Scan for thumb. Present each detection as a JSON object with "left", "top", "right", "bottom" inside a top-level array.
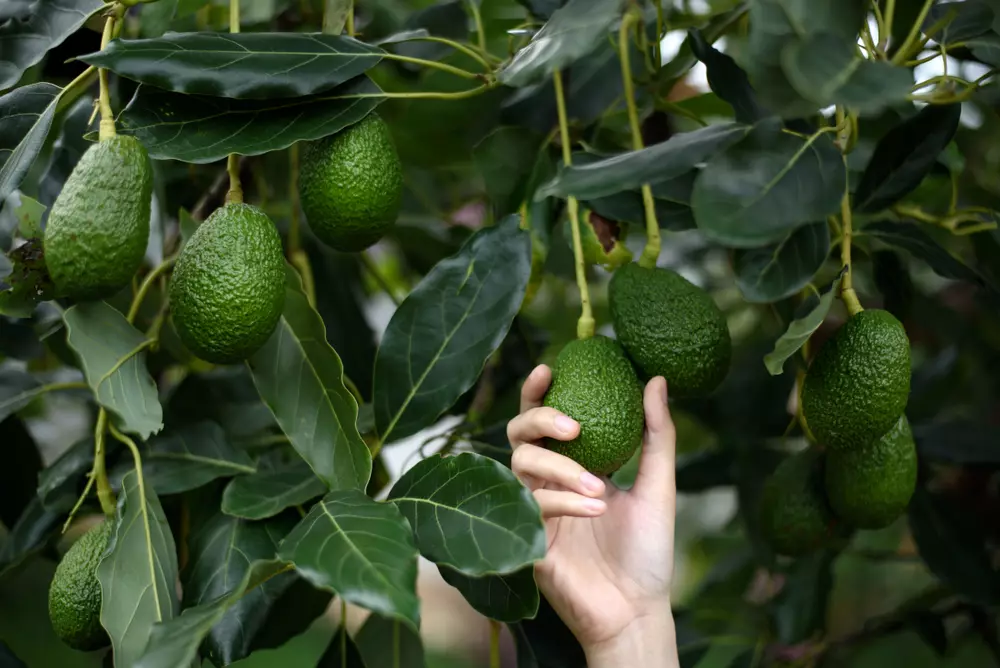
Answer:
[{"left": 632, "top": 376, "right": 676, "bottom": 504}]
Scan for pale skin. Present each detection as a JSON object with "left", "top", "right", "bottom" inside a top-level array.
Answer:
[{"left": 507, "top": 365, "right": 680, "bottom": 667}]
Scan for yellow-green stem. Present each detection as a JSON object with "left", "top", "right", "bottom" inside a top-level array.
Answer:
[
  {"left": 230, "top": 0, "right": 240, "bottom": 33},
  {"left": 128, "top": 256, "right": 176, "bottom": 324},
  {"left": 93, "top": 410, "right": 117, "bottom": 516},
  {"left": 404, "top": 36, "right": 495, "bottom": 71},
  {"left": 489, "top": 620, "right": 501, "bottom": 668},
  {"left": 882, "top": 0, "right": 896, "bottom": 51},
  {"left": 467, "top": 0, "right": 487, "bottom": 53},
  {"left": 347, "top": 3, "right": 354, "bottom": 36},
  {"left": 360, "top": 251, "right": 402, "bottom": 306},
  {"left": 37, "top": 380, "right": 89, "bottom": 394},
  {"left": 379, "top": 52, "right": 484, "bottom": 81},
  {"left": 891, "top": 0, "right": 935, "bottom": 64},
  {"left": 97, "top": 11, "right": 120, "bottom": 141},
  {"left": 339, "top": 83, "right": 497, "bottom": 101},
  {"left": 343, "top": 374, "right": 364, "bottom": 405},
  {"left": 839, "top": 188, "right": 863, "bottom": 316},
  {"left": 553, "top": 69, "right": 594, "bottom": 340},
  {"left": 226, "top": 153, "right": 243, "bottom": 203}
]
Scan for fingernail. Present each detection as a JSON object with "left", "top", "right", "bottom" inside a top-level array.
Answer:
[
  {"left": 555, "top": 415, "right": 577, "bottom": 434},
  {"left": 582, "top": 498, "right": 606, "bottom": 514},
  {"left": 580, "top": 472, "right": 604, "bottom": 493}
]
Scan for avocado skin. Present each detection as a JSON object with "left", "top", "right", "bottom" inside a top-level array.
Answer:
[
  {"left": 609, "top": 263, "right": 731, "bottom": 397},
  {"left": 542, "top": 335, "right": 645, "bottom": 475},
  {"left": 802, "top": 309, "right": 911, "bottom": 450},
  {"left": 299, "top": 113, "right": 403, "bottom": 252},
  {"left": 825, "top": 415, "right": 917, "bottom": 529},
  {"left": 170, "top": 203, "right": 285, "bottom": 364},
  {"left": 760, "top": 449, "right": 839, "bottom": 557},
  {"left": 48, "top": 521, "right": 112, "bottom": 651},
  {"left": 44, "top": 136, "right": 152, "bottom": 301}
]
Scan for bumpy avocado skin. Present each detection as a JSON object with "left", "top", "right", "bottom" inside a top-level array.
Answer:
[
  {"left": 609, "top": 263, "right": 731, "bottom": 397},
  {"left": 542, "top": 336, "right": 645, "bottom": 475},
  {"left": 801, "top": 309, "right": 911, "bottom": 451},
  {"left": 299, "top": 113, "right": 403, "bottom": 252},
  {"left": 48, "top": 521, "right": 112, "bottom": 651},
  {"left": 825, "top": 415, "right": 917, "bottom": 529},
  {"left": 760, "top": 449, "right": 840, "bottom": 557},
  {"left": 170, "top": 203, "right": 285, "bottom": 364},
  {"left": 43, "top": 136, "right": 152, "bottom": 300}
]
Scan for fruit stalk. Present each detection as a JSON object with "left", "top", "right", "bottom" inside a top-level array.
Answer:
[
  {"left": 553, "top": 69, "right": 595, "bottom": 340},
  {"left": 226, "top": 0, "right": 244, "bottom": 203},
  {"left": 838, "top": 153, "right": 863, "bottom": 316},
  {"left": 92, "top": 410, "right": 117, "bottom": 517},
  {"left": 97, "top": 6, "right": 124, "bottom": 141}
]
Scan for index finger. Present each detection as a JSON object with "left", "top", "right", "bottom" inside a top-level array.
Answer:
[{"left": 520, "top": 365, "right": 552, "bottom": 413}]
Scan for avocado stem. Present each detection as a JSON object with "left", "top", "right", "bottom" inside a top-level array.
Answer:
[
  {"left": 92, "top": 410, "right": 117, "bottom": 517},
  {"left": 226, "top": 153, "right": 244, "bottom": 204},
  {"left": 838, "top": 169, "right": 864, "bottom": 317},
  {"left": 96, "top": 9, "right": 122, "bottom": 141}
]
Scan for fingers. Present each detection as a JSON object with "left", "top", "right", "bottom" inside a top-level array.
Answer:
[
  {"left": 519, "top": 365, "right": 552, "bottom": 413},
  {"left": 533, "top": 489, "right": 607, "bottom": 519},
  {"left": 632, "top": 376, "right": 677, "bottom": 502},
  {"left": 512, "top": 444, "right": 606, "bottom": 495},
  {"left": 507, "top": 406, "right": 580, "bottom": 449}
]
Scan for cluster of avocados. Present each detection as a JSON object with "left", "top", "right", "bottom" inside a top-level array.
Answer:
[
  {"left": 543, "top": 262, "right": 732, "bottom": 475},
  {"left": 760, "top": 308, "right": 916, "bottom": 557}
]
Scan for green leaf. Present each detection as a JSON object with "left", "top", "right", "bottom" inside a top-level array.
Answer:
[
  {"left": 97, "top": 469, "right": 180, "bottom": 667},
  {"left": 537, "top": 123, "right": 749, "bottom": 200},
  {"left": 763, "top": 270, "right": 844, "bottom": 375},
  {"left": 0, "top": 238, "right": 55, "bottom": 318},
  {"left": 12, "top": 194, "right": 44, "bottom": 239},
  {"left": 772, "top": 549, "right": 835, "bottom": 644},
  {"left": 63, "top": 301, "right": 163, "bottom": 439},
  {"left": 278, "top": 489, "right": 420, "bottom": 626},
  {"left": 135, "top": 560, "right": 289, "bottom": 668},
  {"left": 317, "top": 626, "right": 367, "bottom": 668},
  {"left": 322, "top": 0, "right": 353, "bottom": 34},
  {"left": 927, "top": 1, "right": 995, "bottom": 44},
  {"left": 373, "top": 216, "right": 530, "bottom": 445},
  {"left": 355, "top": 614, "right": 425, "bottom": 668},
  {"left": 853, "top": 104, "right": 962, "bottom": 214},
  {"left": 37, "top": 95, "right": 93, "bottom": 214},
  {"left": 733, "top": 222, "right": 830, "bottom": 303},
  {"left": 387, "top": 452, "right": 545, "bottom": 576},
  {"left": 967, "top": 33, "right": 1000, "bottom": 67},
  {"left": 80, "top": 33, "right": 384, "bottom": 100},
  {"left": 37, "top": 437, "right": 95, "bottom": 511},
  {"left": 689, "top": 30, "right": 764, "bottom": 124},
  {"left": 248, "top": 268, "right": 371, "bottom": 490},
  {"left": 0, "top": 0, "right": 33, "bottom": 21},
  {"left": 0, "top": 417, "right": 42, "bottom": 528},
  {"left": 0, "top": 0, "right": 105, "bottom": 90},
  {"left": 862, "top": 220, "right": 989, "bottom": 288},
  {"left": 119, "top": 76, "right": 382, "bottom": 163},
  {"left": 473, "top": 127, "right": 544, "bottom": 217},
  {"left": 692, "top": 120, "right": 846, "bottom": 247},
  {"left": 439, "top": 565, "right": 539, "bottom": 622},
  {"left": 0, "top": 83, "right": 60, "bottom": 205},
  {"left": 497, "top": 0, "right": 623, "bottom": 87},
  {"left": 0, "top": 496, "right": 61, "bottom": 577},
  {"left": 222, "top": 460, "right": 326, "bottom": 520},
  {"left": 0, "top": 367, "right": 43, "bottom": 423}
]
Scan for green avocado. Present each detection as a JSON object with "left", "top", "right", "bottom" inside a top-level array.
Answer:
[
  {"left": 825, "top": 415, "right": 917, "bottom": 529},
  {"left": 170, "top": 202, "right": 285, "bottom": 364},
  {"left": 759, "top": 449, "right": 840, "bottom": 557},
  {"left": 48, "top": 521, "right": 112, "bottom": 651},
  {"left": 299, "top": 113, "right": 403, "bottom": 252},
  {"left": 609, "top": 263, "right": 731, "bottom": 397},
  {"left": 801, "top": 309, "right": 911, "bottom": 450},
  {"left": 43, "top": 135, "right": 152, "bottom": 301}
]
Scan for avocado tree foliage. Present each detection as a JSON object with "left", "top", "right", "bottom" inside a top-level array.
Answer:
[{"left": 2, "top": 0, "right": 1000, "bottom": 665}]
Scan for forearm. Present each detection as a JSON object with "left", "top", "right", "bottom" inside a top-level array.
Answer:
[{"left": 583, "top": 609, "right": 679, "bottom": 668}]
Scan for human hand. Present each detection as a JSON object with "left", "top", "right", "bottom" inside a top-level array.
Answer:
[{"left": 507, "top": 365, "right": 680, "bottom": 667}]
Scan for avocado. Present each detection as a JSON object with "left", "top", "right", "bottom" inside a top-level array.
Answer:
[
  {"left": 801, "top": 309, "right": 910, "bottom": 450},
  {"left": 609, "top": 263, "right": 731, "bottom": 397},
  {"left": 48, "top": 521, "right": 112, "bottom": 651},
  {"left": 299, "top": 113, "right": 403, "bottom": 252},
  {"left": 759, "top": 449, "right": 840, "bottom": 557},
  {"left": 542, "top": 335, "right": 644, "bottom": 475},
  {"left": 43, "top": 135, "right": 152, "bottom": 301},
  {"left": 170, "top": 203, "right": 285, "bottom": 363},
  {"left": 825, "top": 415, "right": 917, "bottom": 529}
]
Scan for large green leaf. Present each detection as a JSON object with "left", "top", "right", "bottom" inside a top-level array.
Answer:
[
  {"left": 689, "top": 30, "right": 765, "bottom": 124},
  {"left": 861, "top": 220, "right": 990, "bottom": 289},
  {"left": 373, "top": 216, "right": 530, "bottom": 445},
  {"left": 97, "top": 470, "right": 180, "bottom": 667},
  {"left": 387, "top": 452, "right": 545, "bottom": 576},
  {"left": 473, "top": 126, "right": 545, "bottom": 217},
  {"left": 119, "top": 76, "right": 382, "bottom": 163},
  {"left": 37, "top": 437, "right": 95, "bottom": 511},
  {"left": 317, "top": 625, "right": 367, "bottom": 667},
  {"left": 733, "top": 222, "right": 830, "bottom": 303},
  {"left": 497, "top": 0, "right": 623, "bottom": 87},
  {"left": 0, "top": 0, "right": 105, "bottom": 90},
  {"left": 63, "top": 301, "right": 163, "bottom": 439},
  {"left": 222, "top": 459, "right": 327, "bottom": 520},
  {"left": 928, "top": 1, "right": 996, "bottom": 44},
  {"left": 248, "top": 268, "right": 371, "bottom": 491},
  {"left": 0, "top": 83, "right": 60, "bottom": 205},
  {"left": 0, "top": 496, "right": 61, "bottom": 577},
  {"left": 80, "top": 33, "right": 383, "bottom": 99},
  {"left": 439, "top": 565, "right": 539, "bottom": 622},
  {"left": 763, "top": 271, "right": 844, "bottom": 375},
  {"left": 692, "top": 120, "right": 845, "bottom": 247},
  {"left": 355, "top": 614, "right": 425, "bottom": 668},
  {"left": 278, "top": 489, "right": 420, "bottom": 627}
]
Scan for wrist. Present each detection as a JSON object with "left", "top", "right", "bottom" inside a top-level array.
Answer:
[{"left": 582, "top": 606, "right": 678, "bottom": 668}]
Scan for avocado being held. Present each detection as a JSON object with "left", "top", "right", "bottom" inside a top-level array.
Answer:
[
  {"left": 760, "top": 449, "right": 841, "bottom": 557},
  {"left": 170, "top": 202, "right": 285, "bottom": 363},
  {"left": 44, "top": 135, "right": 152, "bottom": 301},
  {"left": 609, "top": 263, "right": 731, "bottom": 397},
  {"left": 825, "top": 415, "right": 917, "bottom": 529},
  {"left": 48, "top": 521, "right": 112, "bottom": 651},
  {"left": 299, "top": 113, "right": 403, "bottom": 252},
  {"left": 542, "top": 335, "right": 644, "bottom": 475},
  {"left": 802, "top": 309, "right": 910, "bottom": 450}
]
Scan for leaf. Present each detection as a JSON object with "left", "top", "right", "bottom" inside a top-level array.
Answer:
[
  {"left": 0, "top": 0, "right": 105, "bottom": 90},
  {"left": 355, "top": 614, "right": 425, "bottom": 668},
  {"left": 248, "top": 267, "right": 371, "bottom": 491},
  {"left": 763, "top": 270, "right": 844, "bottom": 375},
  {"left": 926, "top": 1, "right": 995, "bottom": 44},
  {"left": 0, "top": 83, "right": 60, "bottom": 205},
  {"left": 222, "top": 460, "right": 327, "bottom": 520},
  {"left": 80, "top": 33, "right": 383, "bottom": 100},
  {"left": 0, "top": 496, "right": 61, "bottom": 577},
  {"left": 38, "top": 95, "right": 94, "bottom": 214},
  {"left": 63, "top": 301, "right": 163, "bottom": 439},
  {"left": 119, "top": 75, "right": 382, "bottom": 163},
  {"left": 473, "top": 126, "right": 544, "bottom": 217},
  {"left": 373, "top": 216, "right": 530, "bottom": 445},
  {"left": 135, "top": 560, "right": 289, "bottom": 668},
  {"left": 0, "top": 366, "right": 43, "bottom": 423},
  {"left": 772, "top": 549, "right": 835, "bottom": 644},
  {"left": 862, "top": 220, "right": 989, "bottom": 288},
  {"left": 853, "top": 104, "right": 962, "bottom": 214},
  {"left": 912, "top": 420, "right": 1000, "bottom": 464},
  {"left": 967, "top": 33, "right": 1000, "bottom": 67},
  {"left": 36, "top": 437, "right": 95, "bottom": 511},
  {"left": 692, "top": 120, "right": 846, "bottom": 248},
  {"left": 12, "top": 193, "right": 44, "bottom": 239},
  {"left": 733, "top": 222, "right": 830, "bottom": 303},
  {"left": 278, "top": 489, "right": 420, "bottom": 627},
  {"left": 387, "top": 452, "right": 545, "bottom": 576},
  {"left": 0, "top": 417, "right": 42, "bottom": 528},
  {"left": 439, "top": 565, "right": 539, "bottom": 622},
  {"left": 0, "top": 0, "right": 34, "bottom": 21},
  {"left": 689, "top": 30, "right": 765, "bottom": 124},
  {"left": 537, "top": 123, "right": 749, "bottom": 200},
  {"left": 497, "top": 0, "right": 623, "bottom": 87},
  {"left": 322, "top": 0, "right": 353, "bottom": 35},
  {"left": 97, "top": 469, "right": 180, "bottom": 667},
  {"left": 0, "top": 237, "right": 55, "bottom": 318},
  {"left": 317, "top": 625, "right": 367, "bottom": 668},
  {"left": 509, "top": 595, "right": 586, "bottom": 668}
]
